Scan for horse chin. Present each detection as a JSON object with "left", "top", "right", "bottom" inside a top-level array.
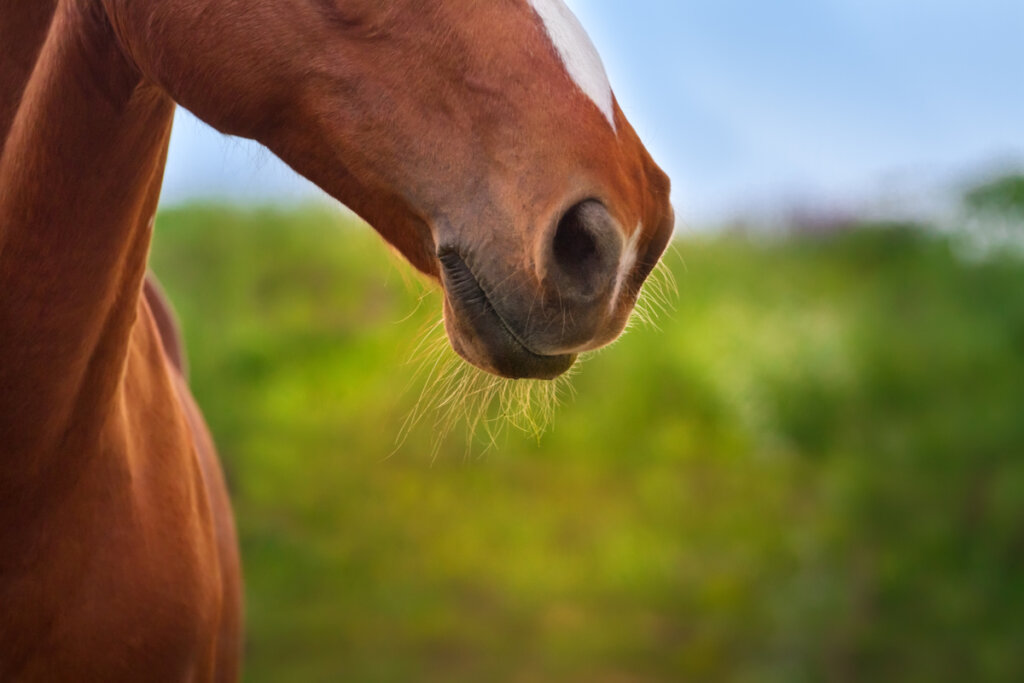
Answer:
[
  {"left": 441, "top": 297, "right": 577, "bottom": 382},
  {"left": 441, "top": 299, "right": 578, "bottom": 381}
]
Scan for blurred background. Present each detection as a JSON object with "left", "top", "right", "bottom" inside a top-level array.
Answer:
[{"left": 153, "top": 1, "right": 1024, "bottom": 680}]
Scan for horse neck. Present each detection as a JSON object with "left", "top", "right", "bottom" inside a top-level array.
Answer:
[
  {"left": 0, "top": 1, "right": 175, "bottom": 462},
  {"left": 0, "top": 0, "right": 59, "bottom": 154}
]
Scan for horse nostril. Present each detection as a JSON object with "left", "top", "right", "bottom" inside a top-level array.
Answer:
[
  {"left": 545, "top": 200, "right": 622, "bottom": 301},
  {"left": 553, "top": 202, "right": 600, "bottom": 277}
]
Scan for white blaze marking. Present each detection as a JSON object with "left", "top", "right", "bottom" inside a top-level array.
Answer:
[
  {"left": 610, "top": 223, "right": 642, "bottom": 311},
  {"left": 527, "top": 0, "right": 616, "bottom": 131}
]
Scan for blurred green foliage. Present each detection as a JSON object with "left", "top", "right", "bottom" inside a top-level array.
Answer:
[
  {"left": 151, "top": 205, "right": 1024, "bottom": 682},
  {"left": 964, "top": 174, "right": 1024, "bottom": 218}
]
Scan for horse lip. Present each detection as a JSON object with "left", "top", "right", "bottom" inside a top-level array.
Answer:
[{"left": 437, "top": 248, "right": 576, "bottom": 379}]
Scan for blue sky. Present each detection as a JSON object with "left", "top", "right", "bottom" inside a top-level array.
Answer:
[{"left": 161, "top": 0, "right": 1024, "bottom": 224}]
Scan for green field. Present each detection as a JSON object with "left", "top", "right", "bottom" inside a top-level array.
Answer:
[{"left": 151, "top": 203, "right": 1024, "bottom": 682}]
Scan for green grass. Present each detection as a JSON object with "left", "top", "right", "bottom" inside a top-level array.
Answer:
[{"left": 151, "top": 205, "right": 1024, "bottom": 682}]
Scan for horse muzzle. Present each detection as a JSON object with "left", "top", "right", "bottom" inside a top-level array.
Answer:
[{"left": 438, "top": 248, "right": 577, "bottom": 380}]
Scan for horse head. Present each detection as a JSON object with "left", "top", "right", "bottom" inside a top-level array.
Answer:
[{"left": 105, "top": 0, "right": 673, "bottom": 379}]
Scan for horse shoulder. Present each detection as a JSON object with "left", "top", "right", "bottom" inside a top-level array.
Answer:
[{"left": 0, "top": 298, "right": 240, "bottom": 681}]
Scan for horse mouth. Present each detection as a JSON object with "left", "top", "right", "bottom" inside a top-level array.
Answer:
[{"left": 437, "top": 249, "right": 577, "bottom": 380}]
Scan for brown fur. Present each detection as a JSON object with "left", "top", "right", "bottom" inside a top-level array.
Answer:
[
  {"left": 144, "top": 274, "right": 189, "bottom": 378},
  {"left": 0, "top": 0, "right": 671, "bottom": 679}
]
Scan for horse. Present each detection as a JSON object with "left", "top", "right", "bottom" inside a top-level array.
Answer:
[{"left": 0, "top": 0, "right": 673, "bottom": 679}]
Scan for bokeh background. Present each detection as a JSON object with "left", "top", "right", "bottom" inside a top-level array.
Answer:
[{"left": 152, "top": 1, "right": 1024, "bottom": 680}]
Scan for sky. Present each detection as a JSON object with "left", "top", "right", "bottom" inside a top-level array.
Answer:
[{"left": 161, "top": 0, "right": 1024, "bottom": 225}]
